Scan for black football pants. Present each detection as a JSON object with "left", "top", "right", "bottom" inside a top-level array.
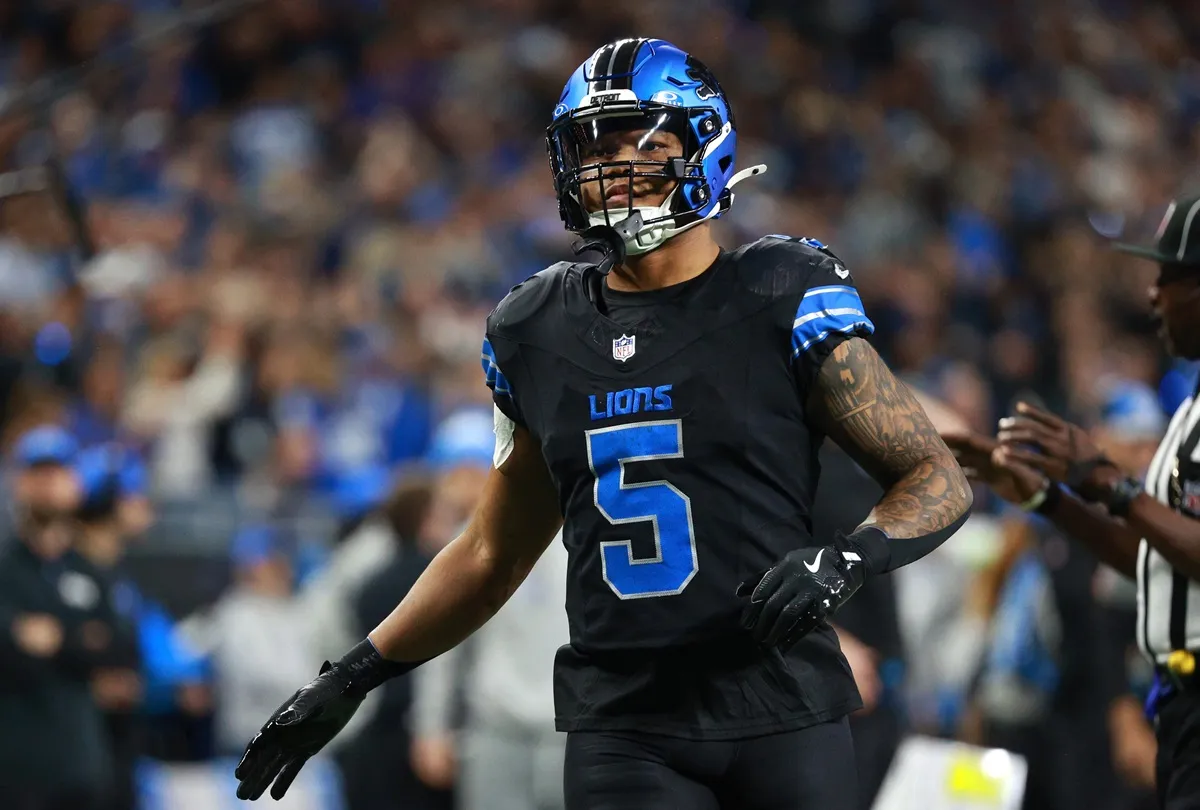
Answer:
[
  {"left": 564, "top": 717, "right": 857, "bottom": 810},
  {"left": 1156, "top": 688, "right": 1200, "bottom": 808}
]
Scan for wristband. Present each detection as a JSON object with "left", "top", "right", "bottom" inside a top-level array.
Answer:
[
  {"left": 1037, "top": 481, "right": 1063, "bottom": 515},
  {"left": 1020, "top": 483, "right": 1049, "bottom": 512},
  {"left": 335, "top": 638, "right": 421, "bottom": 696},
  {"left": 1102, "top": 476, "right": 1143, "bottom": 519},
  {"left": 1021, "top": 481, "right": 1062, "bottom": 515}
]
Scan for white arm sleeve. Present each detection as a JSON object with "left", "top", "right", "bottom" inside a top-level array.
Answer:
[{"left": 493, "top": 404, "right": 516, "bottom": 468}]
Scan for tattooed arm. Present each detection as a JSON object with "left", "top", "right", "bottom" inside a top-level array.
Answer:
[
  {"left": 807, "top": 337, "right": 972, "bottom": 572},
  {"left": 736, "top": 336, "right": 971, "bottom": 647}
]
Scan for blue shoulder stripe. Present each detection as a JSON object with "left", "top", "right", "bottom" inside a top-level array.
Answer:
[
  {"left": 766, "top": 234, "right": 827, "bottom": 251},
  {"left": 791, "top": 286, "right": 874, "bottom": 358},
  {"left": 481, "top": 338, "right": 512, "bottom": 397}
]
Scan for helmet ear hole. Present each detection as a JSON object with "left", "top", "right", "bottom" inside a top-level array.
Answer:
[{"left": 718, "top": 155, "right": 732, "bottom": 174}]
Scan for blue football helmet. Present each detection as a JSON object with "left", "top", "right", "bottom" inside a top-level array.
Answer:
[{"left": 547, "top": 38, "right": 766, "bottom": 256}]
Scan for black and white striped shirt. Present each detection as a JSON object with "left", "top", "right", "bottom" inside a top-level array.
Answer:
[{"left": 1137, "top": 391, "right": 1200, "bottom": 663}]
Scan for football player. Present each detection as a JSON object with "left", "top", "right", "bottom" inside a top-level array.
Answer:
[{"left": 234, "top": 39, "right": 972, "bottom": 809}]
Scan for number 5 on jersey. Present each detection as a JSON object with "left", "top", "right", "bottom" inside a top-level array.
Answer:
[{"left": 586, "top": 419, "right": 699, "bottom": 599}]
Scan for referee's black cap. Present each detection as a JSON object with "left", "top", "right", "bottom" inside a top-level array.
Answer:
[{"left": 1115, "top": 194, "right": 1200, "bottom": 265}]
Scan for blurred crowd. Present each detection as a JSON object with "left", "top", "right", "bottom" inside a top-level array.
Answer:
[{"left": 0, "top": 0, "right": 1198, "bottom": 808}]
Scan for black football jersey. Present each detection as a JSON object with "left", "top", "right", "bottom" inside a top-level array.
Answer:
[{"left": 482, "top": 235, "right": 876, "bottom": 739}]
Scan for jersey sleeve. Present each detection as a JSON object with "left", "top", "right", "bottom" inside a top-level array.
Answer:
[
  {"left": 481, "top": 335, "right": 525, "bottom": 427},
  {"left": 480, "top": 262, "right": 570, "bottom": 433},
  {"left": 785, "top": 240, "right": 875, "bottom": 392}
]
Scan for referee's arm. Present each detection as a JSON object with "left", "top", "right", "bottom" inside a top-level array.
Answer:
[
  {"left": 1036, "top": 483, "right": 1142, "bottom": 579},
  {"left": 994, "top": 402, "right": 1200, "bottom": 581},
  {"left": 945, "top": 431, "right": 1141, "bottom": 578},
  {"left": 1085, "top": 465, "right": 1200, "bottom": 581}
]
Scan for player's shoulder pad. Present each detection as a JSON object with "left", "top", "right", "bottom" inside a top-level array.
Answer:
[
  {"left": 730, "top": 234, "right": 853, "bottom": 299},
  {"left": 486, "top": 261, "right": 580, "bottom": 336}
]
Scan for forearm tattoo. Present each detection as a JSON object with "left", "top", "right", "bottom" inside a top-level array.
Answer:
[{"left": 811, "top": 338, "right": 971, "bottom": 539}]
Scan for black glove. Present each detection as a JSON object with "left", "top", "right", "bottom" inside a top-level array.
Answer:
[
  {"left": 738, "top": 532, "right": 866, "bottom": 651},
  {"left": 235, "top": 639, "right": 414, "bottom": 801}
]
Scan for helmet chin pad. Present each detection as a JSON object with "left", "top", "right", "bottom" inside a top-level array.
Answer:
[{"left": 587, "top": 203, "right": 677, "bottom": 256}]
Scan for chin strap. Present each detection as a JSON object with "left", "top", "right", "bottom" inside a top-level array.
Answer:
[
  {"left": 727, "top": 163, "right": 768, "bottom": 192},
  {"left": 571, "top": 211, "right": 643, "bottom": 275},
  {"left": 705, "top": 163, "right": 768, "bottom": 221}
]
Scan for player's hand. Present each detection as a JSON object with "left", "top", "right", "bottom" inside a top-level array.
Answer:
[
  {"left": 738, "top": 534, "right": 864, "bottom": 651},
  {"left": 12, "top": 613, "right": 64, "bottom": 658},
  {"left": 234, "top": 660, "right": 366, "bottom": 801},
  {"left": 411, "top": 735, "right": 457, "bottom": 790},
  {"left": 943, "top": 431, "right": 1046, "bottom": 505},
  {"left": 833, "top": 626, "right": 881, "bottom": 713},
  {"left": 90, "top": 667, "right": 143, "bottom": 710},
  {"left": 1109, "top": 695, "right": 1157, "bottom": 789},
  {"left": 996, "top": 402, "right": 1119, "bottom": 499}
]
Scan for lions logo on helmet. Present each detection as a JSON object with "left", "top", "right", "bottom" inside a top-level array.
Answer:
[{"left": 546, "top": 38, "right": 767, "bottom": 257}]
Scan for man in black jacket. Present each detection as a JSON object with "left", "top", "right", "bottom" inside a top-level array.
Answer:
[
  {"left": 74, "top": 443, "right": 148, "bottom": 810},
  {"left": 0, "top": 426, "right": 127, "bottom": 810}
]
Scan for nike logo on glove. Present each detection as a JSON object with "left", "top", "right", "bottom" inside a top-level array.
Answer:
[{"left": 803, "top": 548, "right": 824, "bottom": 573}]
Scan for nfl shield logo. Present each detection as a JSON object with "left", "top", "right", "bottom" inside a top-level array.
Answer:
[
  {"left": 1183, "top": 480, "right": 1200, "bottom": 517},
  {"left": 612, "top": 334, "right": 636, "bottom": 362}
]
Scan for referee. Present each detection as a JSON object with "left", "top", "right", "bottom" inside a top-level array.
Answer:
[{"left": 947, "top": 191, "right": 1200, "bottom": 809}]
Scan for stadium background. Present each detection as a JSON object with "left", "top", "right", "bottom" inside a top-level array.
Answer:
[{"left": 0, "top": 0, "right": 1196, "bottom": 808}]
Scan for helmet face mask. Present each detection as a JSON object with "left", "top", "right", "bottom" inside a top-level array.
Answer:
[
  {"left": 546, "top": 40, "right": 762, "bottom": 257},
  {"left": 549, "top": 107, "right": 709, "bottom": 235}
]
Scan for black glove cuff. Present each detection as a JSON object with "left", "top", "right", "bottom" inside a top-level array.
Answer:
[
  {"left": 335, "top": 638, "right": 421, "bottom": 696},
  {"left": 837, "top": 526, "right": 891, "bottom": 578}
]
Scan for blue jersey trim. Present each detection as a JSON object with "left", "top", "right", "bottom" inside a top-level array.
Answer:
[
  {"left": 481, "top": 338, "right": 512, "bottom": 397},
  {"left": 766, "top": 234, "right": 828, "bottom": 251},
  {"left": 791, "top": 286, "right": 875, "bottom": 358}
]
